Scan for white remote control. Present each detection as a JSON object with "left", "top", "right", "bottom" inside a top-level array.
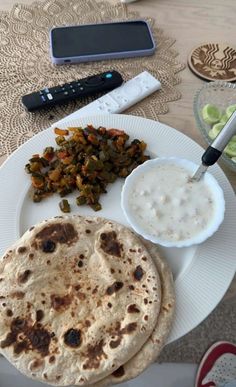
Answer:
[{"left": 54, "top": 71, "right": 161, "bottom": 126}]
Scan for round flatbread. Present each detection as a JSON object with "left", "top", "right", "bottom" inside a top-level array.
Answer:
[
  {"left": 94, "top": 238, "right": 175, "bottom": 387},
  {"left": 0, "top": 216, "right": 161, "bottom": 386}
]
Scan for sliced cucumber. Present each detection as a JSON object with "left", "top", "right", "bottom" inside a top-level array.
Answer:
[
  {"left": 224, "top": 142, "right": 236, "bottom": 157},
  {"left": 208, "top": 123, "right": 224, "bottom": 140},
  {"left": 220, "top": 114, "right": 229, "bottom": 125},
  {"left": 208, "top": 129, "right": 217, "bottom": 140},
  {"left": 211, "top": 123, "right": 224, "bottom": 137},
  {"left": 202, "top": 104, "right": 221, "bottom": 125},
  {"left": 202, "top": 104, "right": 236, "bottom": 163},
  {"left": 226, "top": 104, "right": 236, "bottom": 119}
]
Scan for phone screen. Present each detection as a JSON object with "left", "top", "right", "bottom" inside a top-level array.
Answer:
[{"left": 51, "top": 21, "right": 154, "bottom": 58}]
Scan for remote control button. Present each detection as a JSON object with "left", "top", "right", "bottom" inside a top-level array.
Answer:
[
  {"left": 105, "top": 73, "right": 113, "bottom": 79},
  {"left": 41, "top": 95, "right": 46, "bottom": 102},
  {"left": 121, "top": 83, "right": 142, "bottom": 98},
  {"left": 54, "top": 88, "right": 68, "bottom": 94},
  {"left": 63, "top": 83, "right": 71, "bottom": 90},
  {"left": 64, "top": 91, "right": 69, "bottom": 96},
  {"left": 85, "top": 76, "right": 105, "bottom": 87},
  {"left": 44, "top": 88, "right": 50, "bottom": 93},
  {"left": 79, "top": 87, "right": 84, "bottom": 91},
  {"left": 72, "top": 89, "right": 76, "bottom": 93},
  {"left": 47, "top": 93, "right": 53, "bottom": 100},
  {"left": 39, "top": 91, "right": 43, "bottom": 95}
]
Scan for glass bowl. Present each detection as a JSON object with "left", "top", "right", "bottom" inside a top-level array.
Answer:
[{"left": 193, "top": 80, "right": 236, "bottom": 172}]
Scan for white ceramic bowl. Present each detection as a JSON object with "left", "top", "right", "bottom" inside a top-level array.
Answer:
[{"left": 121, "top": 157, "right": 225, "bottom": 248}]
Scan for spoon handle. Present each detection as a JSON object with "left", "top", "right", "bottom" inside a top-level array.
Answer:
[{"left": 202, "top": 110, "right": 236, "bottom": 166}]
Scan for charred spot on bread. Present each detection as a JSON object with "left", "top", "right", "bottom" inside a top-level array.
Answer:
[
  {"left": 100, "top": 232, "right": 122, "bottom": 257},
  {"left": 83, "top": 340, "right": 107, "bottom": 370},
  {"left": 36, "top": 310, "right": 44, "bottom": 322},
  {"left": 35, "top": 223, "right": 78, "bottom": 252},
  {"left": 17, "top": 246, "right": 27, "bottom": 254},
  {"left": 109, "top": 338, "right": 122, "bottom": 348},
  {"left": 29, "top": 358, "right": 44, "bottom": 370},
  {"left": 133, "top": 265, "right": 144, "bottom": 281},
  {"left": 42, "top": 240, "right": 56, "bottom": 253},
  {"left": 106, "top": 282, "right": 123, "bottom": 295},
  {"left": 18, "top": 270, "right": 32, "bottom": 284},
  {"left": 64, "top": 329, "right": 82, "bottom": 348},
  {"left": 10, "top": 290, "right": 25, "bottom": 300},
  {"left": 112, "top": 365, "right": 125, "bottom": 378},
  {"left": 51, "top": 294, "right": 72, "bottom": 311},
  {"left": 49, "top": 355, "right": 55, "bottom": 363},
  {"left": 127, "top": 304, "right": 140, "bottom": 313},
  {"left": 0, "top": 317, "right": 51, "bottom": 356}
]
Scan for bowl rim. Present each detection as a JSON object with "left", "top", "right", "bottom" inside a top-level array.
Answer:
[
  {"left": 121, "top": 157, "right": 225, "bottom": 248},
  {"left": 193, "top": 80, "right": 236, "bottom": 171}
]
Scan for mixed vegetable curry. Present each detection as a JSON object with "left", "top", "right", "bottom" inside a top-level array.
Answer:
[{"left": 25, "top": 125, "right": 150, "bottom": 212}]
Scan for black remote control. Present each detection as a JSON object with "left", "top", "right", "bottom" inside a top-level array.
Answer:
[{"left": 21, "top": 70, "right": 123, "bottom": 112}]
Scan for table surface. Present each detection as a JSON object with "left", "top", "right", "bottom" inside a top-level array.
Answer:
[{"left": 1, "top": 0, "right": 236, "bottom": 360}]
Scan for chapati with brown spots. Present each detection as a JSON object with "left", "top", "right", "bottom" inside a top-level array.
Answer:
[
  {"left": 94, "top": 238, "right": 175, "bottom": 387},
  {"left": 0, "top": 216, "right": 161, "bottom": 386}
]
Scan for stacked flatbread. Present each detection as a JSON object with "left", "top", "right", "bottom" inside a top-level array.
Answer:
[{"left": 0, "top": 216, "right": 175, "bottom": 386}]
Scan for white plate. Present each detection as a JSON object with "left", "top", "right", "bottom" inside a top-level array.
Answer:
[{"left": 0, "top": 114, "right": 235, "bottom": 345}]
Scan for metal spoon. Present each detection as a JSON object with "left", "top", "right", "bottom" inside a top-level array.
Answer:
[{"left": 191, "top": 110, "right": 236, "bottom": 181}]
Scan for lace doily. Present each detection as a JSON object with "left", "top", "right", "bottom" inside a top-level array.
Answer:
[{"left": 0, "top": 0, "right": 185, "bottom": 157}]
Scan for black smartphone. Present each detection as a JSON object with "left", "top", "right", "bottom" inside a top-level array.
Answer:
[{"left": 50, "top": 20, "right": 156, "bottom": 65}]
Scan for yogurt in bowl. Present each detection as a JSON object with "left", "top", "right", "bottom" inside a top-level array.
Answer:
[{"left": 121, "top": 157, "right": 225, "bottom": 248}]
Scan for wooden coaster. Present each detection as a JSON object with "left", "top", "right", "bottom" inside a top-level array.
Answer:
[{"left": 188, "top": 43, "right": 236, "bottom": 81}]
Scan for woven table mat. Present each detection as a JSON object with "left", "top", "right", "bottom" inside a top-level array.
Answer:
[{"left": 0, "top": 0, "right": 185, "bottom": 157}]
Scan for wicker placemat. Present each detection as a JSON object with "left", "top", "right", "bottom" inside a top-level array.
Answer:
[{"left": 0, "top": 0, "right": 185, "bottom": 157}]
